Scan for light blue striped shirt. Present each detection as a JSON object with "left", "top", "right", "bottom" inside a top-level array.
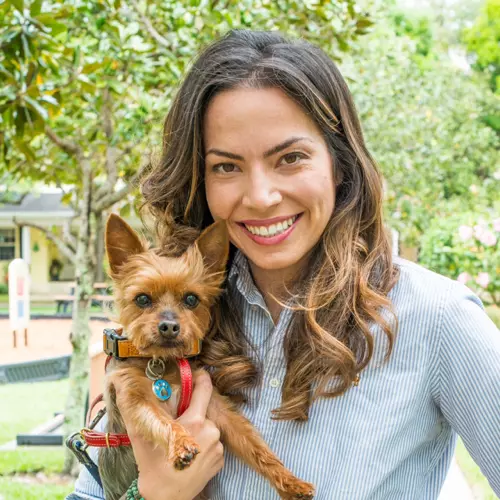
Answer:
[{"left": 70, "top": 253, "right": 500, "bottom": 499}]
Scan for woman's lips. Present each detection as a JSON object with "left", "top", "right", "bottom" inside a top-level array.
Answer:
[{"left": 238, "top": 214, "right": 302, "bottom": 246}]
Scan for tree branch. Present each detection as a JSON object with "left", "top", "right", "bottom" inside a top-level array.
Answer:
[
  {"left": 62, "top": 218, "right": 78, "bottom": 253},
  {"left": 13, "top": 219, "right": 77, "bottom": 264},
  {"left": 130, "top": 0, "right": 171, "bottom": 49},
  {"left": 93, "top": 162, "right": 149, "bottom": 212},
  {"left": 44, "top": 125, "right": 82, "bottom": 158},
  {"left": 102, "top": 87, "right": 119, "bottom": 189}
]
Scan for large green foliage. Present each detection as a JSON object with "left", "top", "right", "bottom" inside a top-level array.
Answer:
[
  {"left": 0, "top": 0, "right": 375, "bottom": 185},
  {"left": 464, "top": 0, "right": 500, "bottom": 93},
  {"left": 343, "top": 18, "right": 500, "bottom": 245}
]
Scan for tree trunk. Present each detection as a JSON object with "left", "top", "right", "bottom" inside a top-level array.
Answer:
[
  {"left": 63, "top": 161, "right": 96, "bottom": 475},
  {"left": 95, "top": 211, "right": 105, "bottom": 283}
]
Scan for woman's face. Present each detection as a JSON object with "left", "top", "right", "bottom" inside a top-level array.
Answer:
[{"left": 203, "top": 87, "right": 336, "bottom": 274}]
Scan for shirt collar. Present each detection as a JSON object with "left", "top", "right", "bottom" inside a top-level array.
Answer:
[{"left": 228, "top": 250, "right": 268, "bottom": 310}]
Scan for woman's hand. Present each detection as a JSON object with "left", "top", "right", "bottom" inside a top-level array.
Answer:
[{"left": 117, "top": 371, "right": 224, "bottom": 500}]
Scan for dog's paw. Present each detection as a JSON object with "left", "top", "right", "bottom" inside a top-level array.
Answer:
[
  {"left": 173, "top": 439, "right": 200, "bottom": 470},
  {"left": 279, "top": 480, "right": 315, "bottom": 500}
]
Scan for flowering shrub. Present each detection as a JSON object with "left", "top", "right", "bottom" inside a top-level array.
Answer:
[{"left": 419, "top": 211, "right": 500, "bottom": 306}]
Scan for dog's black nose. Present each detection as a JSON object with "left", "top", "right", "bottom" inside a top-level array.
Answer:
[{"left": 158, "top": 320, "right": 180, "bottom": 339}]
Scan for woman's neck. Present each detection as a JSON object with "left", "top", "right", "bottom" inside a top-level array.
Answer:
[{"left": 248, "top": 259, "right": 304, "bottom": 323}]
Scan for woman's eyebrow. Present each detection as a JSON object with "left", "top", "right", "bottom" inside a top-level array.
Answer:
[
  {"left": 205, "top": 136, "right": 312, "bottom": 161},
  {"left": 262, "top": 136, "right": 312, "bottom": 158}
]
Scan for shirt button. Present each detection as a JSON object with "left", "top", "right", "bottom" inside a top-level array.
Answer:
[
  {"left": 270, "top": 378, "right": 280, "bottom": 388},
  {"left": 251, "top": 305, "right": 258, "bottom": 312}
]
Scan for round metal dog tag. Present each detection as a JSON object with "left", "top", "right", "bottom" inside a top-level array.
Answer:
[
  {"left": 146, "top": 358, "right": 166, "bottom": 381},
  {"left": 152, "top": 379, "right": 172, "bottom": 401}
]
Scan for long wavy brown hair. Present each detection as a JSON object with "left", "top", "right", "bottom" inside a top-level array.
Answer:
[{"left": 141, "top": 30, "right": 399, "bottom": 421}]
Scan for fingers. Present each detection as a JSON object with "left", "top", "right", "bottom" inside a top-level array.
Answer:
[{"left": 178, "top": 370, "right": 213, "bottom": 424}]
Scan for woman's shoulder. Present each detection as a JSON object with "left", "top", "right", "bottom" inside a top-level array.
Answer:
[
  {"left": 390, "top": 256, "right": 487, "bottom": 331},
  {"left": 392, "top": 256, "right": 475, "bottom": 301}
]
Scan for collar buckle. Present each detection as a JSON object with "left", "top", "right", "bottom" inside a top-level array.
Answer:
[{"left": 103, "top": 328, "right": 126, "bottom": 360}]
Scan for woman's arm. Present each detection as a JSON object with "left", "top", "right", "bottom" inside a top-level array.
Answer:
[
  {"left": 66, "top": 371, "right": 222, "bottom": 500},
  {"left": 432, "top": 282, "right": 500, "bottom": 495}
]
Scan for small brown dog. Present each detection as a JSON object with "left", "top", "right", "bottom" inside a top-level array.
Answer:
[{"left": 99, "top": 214, "right": 315, "bottom": 500}]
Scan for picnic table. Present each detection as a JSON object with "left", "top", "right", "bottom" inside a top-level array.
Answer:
[{"left": 53, "top": 282, "right": 114, "bottom": 313}]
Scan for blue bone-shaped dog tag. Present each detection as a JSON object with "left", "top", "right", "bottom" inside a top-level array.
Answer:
[{"left": 152, "top": 379, "right": 172, "bottom": 401}]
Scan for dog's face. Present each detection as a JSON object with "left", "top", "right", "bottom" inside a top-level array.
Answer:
[{"left": 105, "top": 214, "right": 229, "bottom": 359}]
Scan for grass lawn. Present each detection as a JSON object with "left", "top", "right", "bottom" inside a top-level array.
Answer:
[
  {"left": 0, "top": 380, "right": 68, "bottom": 445},
  {"left": 0, "top": 477, "right": 72, "bottom": 500},
  {"left": 0, "top": 299, "right": 106, "bottom": 316},
  {"left": 0, "top": 380, "right": 73, "bottom": 499}
]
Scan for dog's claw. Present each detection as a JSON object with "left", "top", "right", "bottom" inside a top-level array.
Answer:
[
  {"left": 174, "top": 443, "right": 199, "bottom": 470},
  {"left": 279, "top": 481, "right": 315, "bottom": 500}
]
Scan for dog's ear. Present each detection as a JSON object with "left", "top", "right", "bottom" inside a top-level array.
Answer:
[
  {"left": 195, "top": 220, "right": 229, "bottom": 273},
  {"left": 105, "top": 213, "right": 145, "bottom": 274}
]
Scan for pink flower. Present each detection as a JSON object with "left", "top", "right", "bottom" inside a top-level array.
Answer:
[
  {"left": 458, "top": 225, "right": 473, "bottom": 241},
  {"left": 457, "top": 272, "right": 472, "bottom": 284},
  {"left": 494, "top": 218, "right": 500, "bottom": 232},
  {"left": 476, "top": 272, "right": 490, "bottom": 288},
  {"left": 474, "top": 224, "right": 485, "bottom": 239},
  {"left": 478, "top": 230, "right": 497, "bottom": 247}
]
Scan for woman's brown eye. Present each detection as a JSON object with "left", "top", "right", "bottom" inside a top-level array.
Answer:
[
  {"left": 282, "top": 153, "right": 303, "bottom": 165},
  {"left": 214, "top": 163, "right": 237, "bottom": 173}
]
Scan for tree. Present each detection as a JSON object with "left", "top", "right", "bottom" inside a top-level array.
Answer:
[
  {"left": 0, "top": 0, "right": 378, "bottom": 473},
  {"left": 464, "top": 0, "right": 500, "bottom": 93},
  {"left": 342, "top": 16, "right": 500, "bottom": 246}
]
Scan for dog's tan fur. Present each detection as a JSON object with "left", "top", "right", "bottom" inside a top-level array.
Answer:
[{"left": 99, "top": 214, "right": 315, "bottom": 500}]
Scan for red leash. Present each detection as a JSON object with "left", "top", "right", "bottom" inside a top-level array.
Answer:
[{"left": 82, "top": 357, "right": 193, "bottom": 448}]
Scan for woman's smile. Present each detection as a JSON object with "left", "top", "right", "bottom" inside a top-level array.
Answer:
[{"left": 237, "top": 213, "right": 303, "bottom": 245}]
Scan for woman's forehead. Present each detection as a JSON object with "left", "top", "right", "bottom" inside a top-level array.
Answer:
[{"left": 203, "top": 87, "right": 322, "bottom": 154}]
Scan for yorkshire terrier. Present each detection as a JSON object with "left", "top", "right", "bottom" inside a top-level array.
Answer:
[{"left": 99, "top": 213, "right": 315, "bottom": 500}]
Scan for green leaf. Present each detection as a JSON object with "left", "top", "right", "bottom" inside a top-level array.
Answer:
[
  {"left": 21, "top": 34, "right": 31, "bottom": 58},
  {"left": 40, "top": 94, "right": 59, "bottom": 106},
  {"left": 30, "top": 0, "right": 42, "bottom": 16},
  {"left": 82, "top": 62, "right": 103, "bottom": 74},
  {"left": 119, "top": 203, "right": 131, "bottom": 218},
  {"left": 77, "top": 74, "right": 97, "bottom": 94},
  {"left": 9, "top": 0, "right": 24, "bottom": 14},
  {"left": 25, "top": 62, "right": 37, "bottom": 86},
  {"left": 13, "top": 138, "right": 36, "bottom": 162},
  {"left": 14, "top": 107, "right": 26, "bottom": 137},
  {"left": 23, "top": 96, "right": 48, "bottom": 120},
  {"left": 48, "top": 22, "right": 67, "bottom": 36},
  {"left": 61, "top": 192, "right": 73, "bottom": 204}
]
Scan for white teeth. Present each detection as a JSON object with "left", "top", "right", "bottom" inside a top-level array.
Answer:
[{"left": 244, "top": 216, "right": 298, "bottom": 238}]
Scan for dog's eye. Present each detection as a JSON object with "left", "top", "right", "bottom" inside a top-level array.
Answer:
[
  {"left": 135, "top": 294, "right": 152, "bottom": 308},
  {"left": 183, "top": 293, "right": 199, "bottom": 309}
]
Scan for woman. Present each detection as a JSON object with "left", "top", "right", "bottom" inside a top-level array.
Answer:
[{"left": 70, "top": 30, "right": 500, "bottom": 499}]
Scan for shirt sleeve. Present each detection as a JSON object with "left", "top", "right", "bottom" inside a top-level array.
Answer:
[{"left": 434, "top": 282, "right": 500, "bottom": 495}]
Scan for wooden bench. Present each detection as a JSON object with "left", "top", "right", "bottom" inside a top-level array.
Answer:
[{"left": 52, "top": 282, "right": 113, "bottom": 313}]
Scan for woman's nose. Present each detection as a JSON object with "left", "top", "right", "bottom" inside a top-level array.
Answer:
[{"left": 242, "top": 169, "right": 282, "bottom": 210}]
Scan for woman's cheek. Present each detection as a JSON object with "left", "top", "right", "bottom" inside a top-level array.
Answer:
[{"left": 206, "top": 181, "right": 230, "bottom": 220}]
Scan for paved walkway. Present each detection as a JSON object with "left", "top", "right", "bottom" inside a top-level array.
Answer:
[{"left": 0, "top": 318, "right": 116, "bottom": 364}]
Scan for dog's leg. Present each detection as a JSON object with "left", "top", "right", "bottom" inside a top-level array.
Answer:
[
  {"left": 111, "top": 370, "right": 200, "bottom": 470},
  {"left": 207, "top": 391, "right": 315, "bottom": 500}
]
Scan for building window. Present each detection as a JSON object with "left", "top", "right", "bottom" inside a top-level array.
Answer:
[{"left": 0, "top": 229, "right": 16, "bottom": 261}]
